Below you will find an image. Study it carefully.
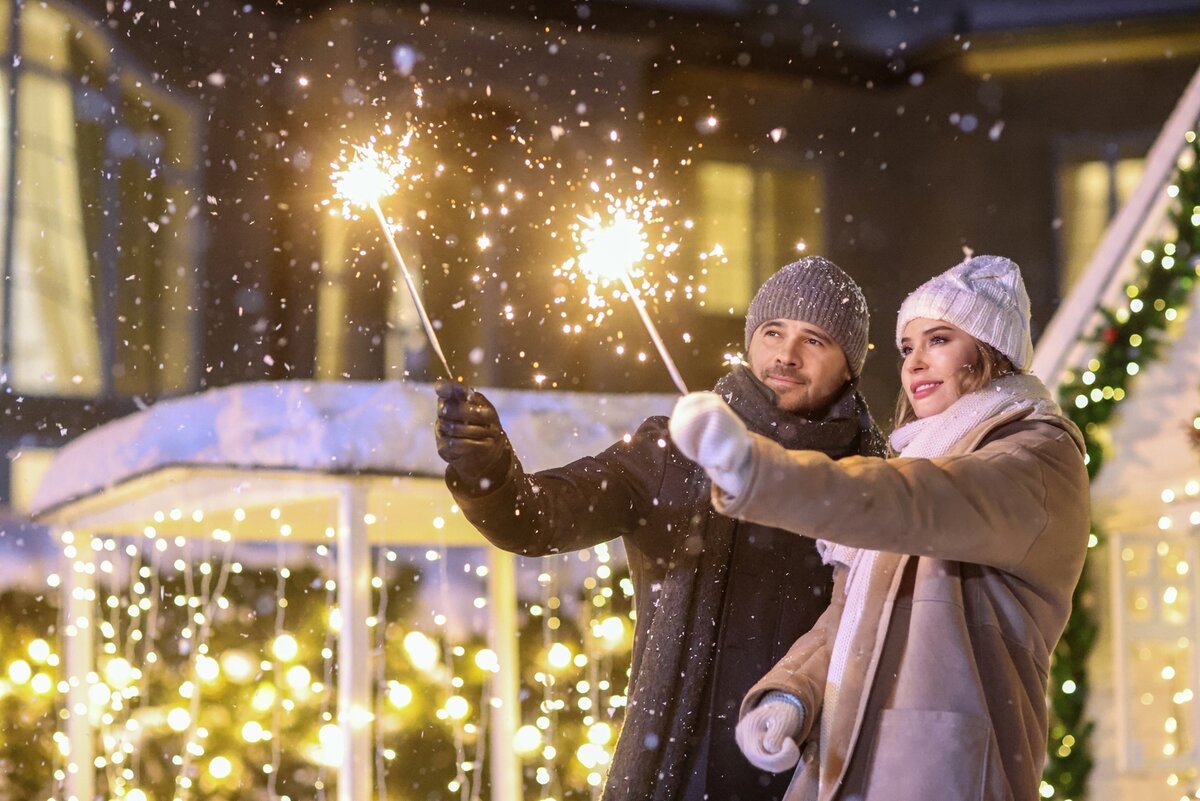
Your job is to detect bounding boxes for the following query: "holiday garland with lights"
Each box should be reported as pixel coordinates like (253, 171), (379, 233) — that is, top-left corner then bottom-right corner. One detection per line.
(1044, 130), (1200, 800)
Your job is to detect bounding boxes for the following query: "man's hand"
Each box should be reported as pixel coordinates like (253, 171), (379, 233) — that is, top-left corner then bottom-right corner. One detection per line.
(435, 380), (509, 491)
(669, 392), (753, 497)
(735, 692), (805, 773)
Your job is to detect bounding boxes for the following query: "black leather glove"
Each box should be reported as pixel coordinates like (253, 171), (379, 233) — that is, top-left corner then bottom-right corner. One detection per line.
(434, 380), (511, 491)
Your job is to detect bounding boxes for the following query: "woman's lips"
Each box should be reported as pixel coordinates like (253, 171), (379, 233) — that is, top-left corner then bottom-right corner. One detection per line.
(910, 381), (942, 400)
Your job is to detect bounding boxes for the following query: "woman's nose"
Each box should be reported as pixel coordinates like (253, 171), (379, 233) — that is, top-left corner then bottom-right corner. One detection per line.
(904, 350), (926, 372)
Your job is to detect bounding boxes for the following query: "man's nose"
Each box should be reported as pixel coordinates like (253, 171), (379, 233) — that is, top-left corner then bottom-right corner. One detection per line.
(777, 339), (803, 366)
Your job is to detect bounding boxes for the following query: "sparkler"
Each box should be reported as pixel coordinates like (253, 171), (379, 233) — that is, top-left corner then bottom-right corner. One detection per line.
(331, 137), (453, 378)
(570, 201), (689, 395)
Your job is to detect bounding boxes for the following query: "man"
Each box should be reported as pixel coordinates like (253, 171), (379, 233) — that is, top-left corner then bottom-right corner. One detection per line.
(434, 256), (886, 801)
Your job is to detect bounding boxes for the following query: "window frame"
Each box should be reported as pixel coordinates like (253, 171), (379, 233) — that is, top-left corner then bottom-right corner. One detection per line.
(0, 0), (204, 400)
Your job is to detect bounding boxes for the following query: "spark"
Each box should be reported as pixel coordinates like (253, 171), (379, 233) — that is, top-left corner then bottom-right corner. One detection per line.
(330, 134), (414, 219)
(558, 189), (689, 394)
(576, 209), (648, 288)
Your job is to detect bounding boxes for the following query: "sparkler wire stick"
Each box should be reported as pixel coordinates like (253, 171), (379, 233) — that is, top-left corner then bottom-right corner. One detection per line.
(331, 138), (453, 378)
(617, 272), (688, 395)
(369, 201), (453, 378)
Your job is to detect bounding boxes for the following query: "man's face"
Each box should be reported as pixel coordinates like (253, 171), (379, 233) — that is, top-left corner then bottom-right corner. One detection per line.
(746, 319), (852, 417)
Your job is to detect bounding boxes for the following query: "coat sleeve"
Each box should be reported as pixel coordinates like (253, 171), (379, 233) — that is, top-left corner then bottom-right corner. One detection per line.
(715, 419), (1089, 582)
(447, 416), (672, 556)
(739, 567), (845, 746)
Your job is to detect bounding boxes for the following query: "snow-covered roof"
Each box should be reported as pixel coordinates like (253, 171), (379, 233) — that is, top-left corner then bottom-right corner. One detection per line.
(31, 380), (674, 539)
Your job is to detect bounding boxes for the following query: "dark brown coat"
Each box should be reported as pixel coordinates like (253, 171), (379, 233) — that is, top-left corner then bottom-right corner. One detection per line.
(449, 370), (885, 801)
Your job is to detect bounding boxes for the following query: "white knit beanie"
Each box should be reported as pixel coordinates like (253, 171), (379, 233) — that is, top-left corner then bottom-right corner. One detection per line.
(895, 255), (1034, 370)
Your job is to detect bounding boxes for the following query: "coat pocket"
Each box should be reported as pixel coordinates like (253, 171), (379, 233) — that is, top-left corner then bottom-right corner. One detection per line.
(863, 709), (990, 801)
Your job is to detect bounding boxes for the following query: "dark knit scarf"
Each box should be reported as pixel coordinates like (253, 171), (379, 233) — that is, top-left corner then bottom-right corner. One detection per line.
(603, 365), (886, 801)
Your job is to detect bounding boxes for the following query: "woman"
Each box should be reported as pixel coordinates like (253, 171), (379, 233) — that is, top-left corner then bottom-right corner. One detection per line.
(668, 255), (1089, 801)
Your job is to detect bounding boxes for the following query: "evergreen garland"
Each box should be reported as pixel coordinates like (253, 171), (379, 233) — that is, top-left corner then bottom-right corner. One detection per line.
(1043, 131), (1200, 800)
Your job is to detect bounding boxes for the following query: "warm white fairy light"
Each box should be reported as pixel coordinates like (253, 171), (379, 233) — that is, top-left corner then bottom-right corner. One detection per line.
(403, 631), (440, 673)
(172, 535), (237, 801)
(514, 724), (542, 755)
(547, 643), (573, 671)
(1126, 479), (1200, 796)
(387, 681), (413, 709)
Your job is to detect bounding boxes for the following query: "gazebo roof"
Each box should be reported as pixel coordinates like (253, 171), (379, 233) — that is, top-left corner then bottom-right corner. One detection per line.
(32, 380), (674, 541)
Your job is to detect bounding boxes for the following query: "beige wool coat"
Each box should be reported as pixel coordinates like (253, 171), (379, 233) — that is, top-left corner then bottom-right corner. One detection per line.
(717, 406), (1090, 801)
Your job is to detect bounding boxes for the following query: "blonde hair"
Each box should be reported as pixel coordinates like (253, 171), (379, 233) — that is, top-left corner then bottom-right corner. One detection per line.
(893, 339), (1019, 427)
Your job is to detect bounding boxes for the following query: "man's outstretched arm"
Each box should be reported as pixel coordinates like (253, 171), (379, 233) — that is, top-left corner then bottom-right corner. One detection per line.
(435, 380), (669, 556)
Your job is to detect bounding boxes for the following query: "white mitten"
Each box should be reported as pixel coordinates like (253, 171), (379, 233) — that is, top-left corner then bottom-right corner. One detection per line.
(735, 692), (805, 773)
(668, 392), (753, 496)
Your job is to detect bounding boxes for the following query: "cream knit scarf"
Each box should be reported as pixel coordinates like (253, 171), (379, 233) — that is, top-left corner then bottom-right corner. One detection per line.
(816, 374), (1061, 768)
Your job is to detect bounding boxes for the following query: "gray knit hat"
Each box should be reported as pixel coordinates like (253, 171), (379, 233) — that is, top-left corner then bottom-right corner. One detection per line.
(895, 254), (1033, 370)
(744, 256), (870, 377)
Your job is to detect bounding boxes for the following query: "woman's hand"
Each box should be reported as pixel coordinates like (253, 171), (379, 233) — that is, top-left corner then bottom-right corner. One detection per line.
(735, 691), (805, 773)
(669, 392), (753, 497)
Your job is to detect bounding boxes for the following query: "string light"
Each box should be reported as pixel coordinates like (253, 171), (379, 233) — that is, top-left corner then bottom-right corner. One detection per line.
(39, 485), (635, 796)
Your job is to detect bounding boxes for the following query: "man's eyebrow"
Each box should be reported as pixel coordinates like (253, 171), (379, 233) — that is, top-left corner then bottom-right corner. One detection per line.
(762, 320), (832, 342)
(797, 325), (832, 341)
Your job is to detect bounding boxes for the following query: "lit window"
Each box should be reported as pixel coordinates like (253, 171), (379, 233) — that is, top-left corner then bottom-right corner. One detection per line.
(694, 161), (824, 315)
(1057, 155), (1145, 294)
(0, 1), (200, 397)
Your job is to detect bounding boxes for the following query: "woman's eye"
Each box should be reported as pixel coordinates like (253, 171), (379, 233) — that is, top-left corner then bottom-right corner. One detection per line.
(899, 346), (912, 357)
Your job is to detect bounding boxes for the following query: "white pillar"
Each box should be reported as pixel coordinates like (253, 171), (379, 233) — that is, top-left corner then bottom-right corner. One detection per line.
(487, 548), (522, 801)
(62, 528), (95, 801)
(337, 485), (372, 801)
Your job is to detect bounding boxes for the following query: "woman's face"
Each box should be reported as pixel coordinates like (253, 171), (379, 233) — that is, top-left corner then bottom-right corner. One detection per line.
(899, 318), (980, 418)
